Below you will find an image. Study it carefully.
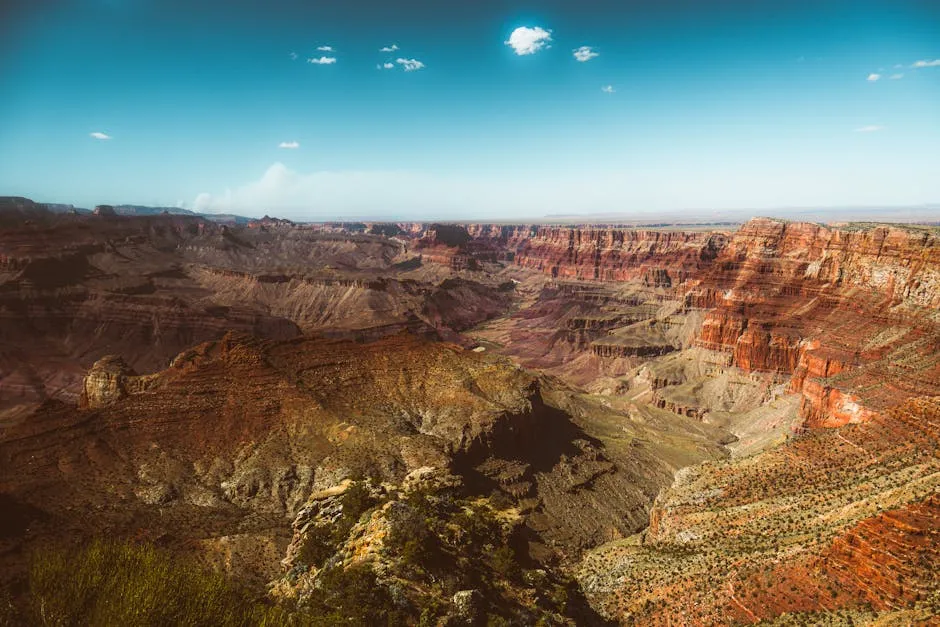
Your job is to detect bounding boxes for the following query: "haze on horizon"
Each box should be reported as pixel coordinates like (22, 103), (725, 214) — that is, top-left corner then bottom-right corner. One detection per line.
(1, 0), (939, 221)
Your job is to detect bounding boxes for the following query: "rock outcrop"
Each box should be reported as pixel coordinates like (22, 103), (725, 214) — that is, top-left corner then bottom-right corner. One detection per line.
(79, 355), (138, 408)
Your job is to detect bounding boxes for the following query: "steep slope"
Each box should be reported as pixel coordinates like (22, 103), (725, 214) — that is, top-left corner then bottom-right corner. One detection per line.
(577, 396), (940, 623)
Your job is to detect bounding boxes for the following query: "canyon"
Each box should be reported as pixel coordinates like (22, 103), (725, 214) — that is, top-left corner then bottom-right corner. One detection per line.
(0, 197), (937, 624)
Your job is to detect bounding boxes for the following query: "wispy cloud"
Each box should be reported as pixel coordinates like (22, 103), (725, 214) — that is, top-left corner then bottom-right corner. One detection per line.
(601, 85), (615, 93)
(912, 59), (940, 68)
(377, 62), (394, 70)
(573, 46), (599, 62)
(380, 44), (399, 52)
(289, 51), (298, 60)
(396, 58), (425, 71)
(317, 45), (333, 52)
(307, 56), (337, 65)
(505, 26), (552, 56)
(278, 141), (300, 149)
(854, 125), (883, 133)
(866, 73), (881, 82)
(889, 73), (904, 80)
(89, 132), (111, 140)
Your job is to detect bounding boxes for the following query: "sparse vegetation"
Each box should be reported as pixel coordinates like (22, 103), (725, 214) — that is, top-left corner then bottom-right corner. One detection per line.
(4, 539), (420, 627)
(13, 540), (295, 626)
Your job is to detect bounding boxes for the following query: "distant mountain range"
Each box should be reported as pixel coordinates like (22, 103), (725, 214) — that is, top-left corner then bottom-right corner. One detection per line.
(0, 197), (252, 225)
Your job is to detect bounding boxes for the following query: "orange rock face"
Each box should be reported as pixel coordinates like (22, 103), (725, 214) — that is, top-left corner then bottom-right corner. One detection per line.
(514, 227), (726, 282)
(690, 220), (939, 427)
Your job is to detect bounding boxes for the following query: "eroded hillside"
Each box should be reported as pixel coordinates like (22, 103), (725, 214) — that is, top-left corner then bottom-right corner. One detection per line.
(1, 200), (937, 624)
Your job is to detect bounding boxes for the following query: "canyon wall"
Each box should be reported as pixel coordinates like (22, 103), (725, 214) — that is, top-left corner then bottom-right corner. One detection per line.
(514, 227), (726, 282)
(693, 220), (939, 427)
(444, 218), (939, 429)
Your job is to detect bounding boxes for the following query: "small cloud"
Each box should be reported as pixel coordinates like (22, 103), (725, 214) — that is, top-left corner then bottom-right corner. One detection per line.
(377, 62), (394, 70)
(307, 56), (337, 65)
(867, 73), (881, 81)
(289, 51), (298, 60)
(317, 45), (334, 52)
(380, 44), (399, 52)
(912, 59), (940, 68)
(889, 73), (904, 80)
(601, 85), (615, 93)
(505, 26), (552, 56)
(797, 56), (805, 62)
(278, 141), (300, 149)
(573, 46), (599, 62)
(854, 125), (883, 133)
(894, 64), (903, 68)
(192, 192), (213, 213)
(90, 132), (111, 140)
(396, 58), (425, 71)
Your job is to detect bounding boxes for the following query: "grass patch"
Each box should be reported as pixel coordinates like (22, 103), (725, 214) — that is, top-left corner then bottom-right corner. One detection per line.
(6, 539), (405, 626)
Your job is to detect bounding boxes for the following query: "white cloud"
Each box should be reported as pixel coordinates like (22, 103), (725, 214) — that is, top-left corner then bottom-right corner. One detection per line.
(307, 56), (337, 65)
(866, 73), (881, 81)
(912, 59), (940, 68)
(380, 44), (399, 52)
(854, 125), (883, 133)
(278, 141), (300, 149)
(601, 85), (615, 93)
(573, 46), (599, 62)
(889, 73), (904, 80)
(192, 192), (214, 213)
(396, 58), (425, 71)
(89, 132), (111, 140)
(377, 62), (394, 70)
(317, 45), (333, 52)
(289, 51), (298, 60)
(505, 26), (552, 56)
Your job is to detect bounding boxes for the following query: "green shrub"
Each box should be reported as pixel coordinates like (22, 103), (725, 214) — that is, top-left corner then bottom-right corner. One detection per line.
(489, 545), (520, 582)
(304, 562), (407, 625)
(385, 505), (442, 574)
(297, 524), (335, 569)
(339, 480), (374, 523)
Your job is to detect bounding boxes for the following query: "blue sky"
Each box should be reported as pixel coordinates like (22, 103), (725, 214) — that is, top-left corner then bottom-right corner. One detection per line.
(1, 0), (939, 220)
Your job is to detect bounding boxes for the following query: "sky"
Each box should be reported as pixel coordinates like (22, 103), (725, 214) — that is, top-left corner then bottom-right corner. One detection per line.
(1, 0), (939, 221)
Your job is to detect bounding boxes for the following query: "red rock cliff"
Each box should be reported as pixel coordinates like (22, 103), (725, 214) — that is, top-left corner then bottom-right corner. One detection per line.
(514, 227), (727, 283)
(694, 219), (939, 427)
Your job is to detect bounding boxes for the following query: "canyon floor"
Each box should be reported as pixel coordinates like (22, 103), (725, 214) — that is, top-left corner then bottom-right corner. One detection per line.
(0, 197), (937, 625)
